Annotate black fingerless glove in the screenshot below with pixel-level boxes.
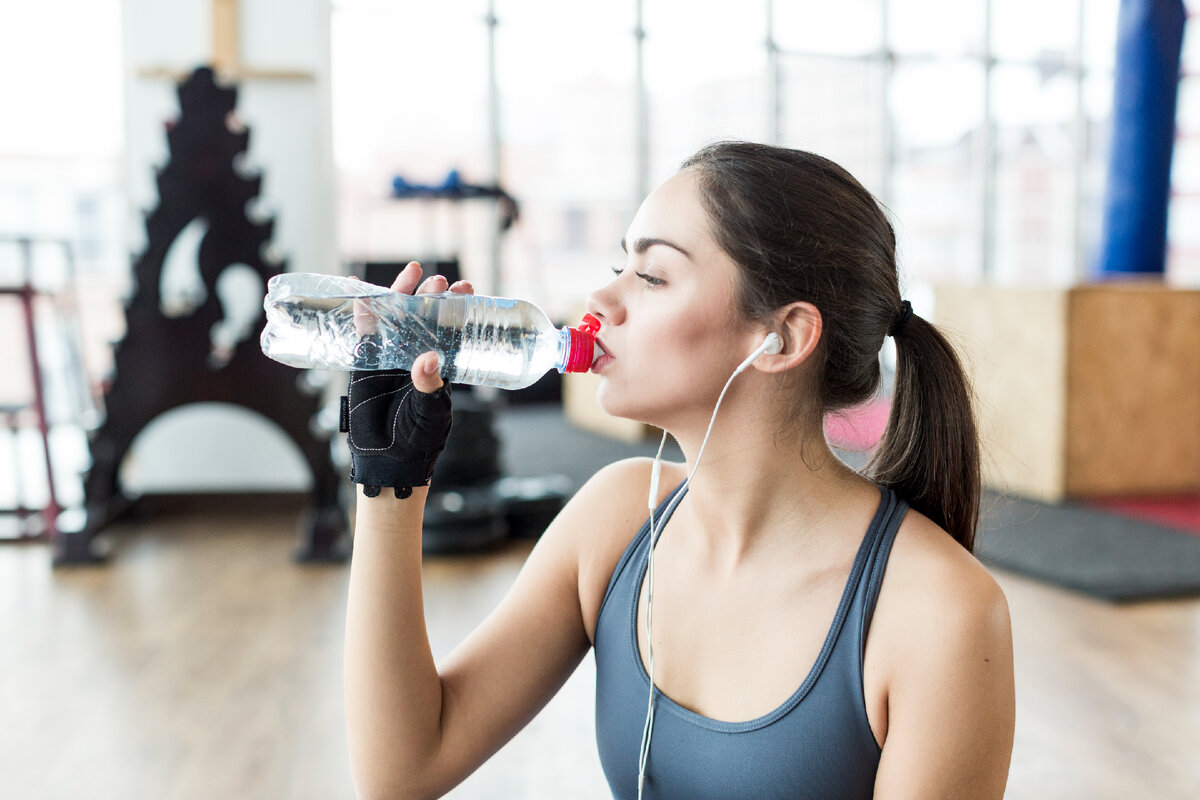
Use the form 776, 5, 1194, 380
340, 368, 453, 499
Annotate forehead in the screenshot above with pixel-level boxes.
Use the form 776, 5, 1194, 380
627, 169, 748, 315
624, 169, 717, 257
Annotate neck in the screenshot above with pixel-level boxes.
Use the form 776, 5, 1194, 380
661, 380, 874, 567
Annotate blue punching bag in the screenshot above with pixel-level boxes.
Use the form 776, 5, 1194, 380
1095, 0, 1186, 277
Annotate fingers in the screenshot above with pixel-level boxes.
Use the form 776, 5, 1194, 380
416, 274, 450, 295
381, 265, 466, 295
390, 259, 474, 297
352, 297, 379, 336
410, 351, 445, 393
390, 261, 423, 294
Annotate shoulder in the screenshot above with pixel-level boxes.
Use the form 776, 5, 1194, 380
873, 506, 1013, 687
554, 456, 670, 538
549, 456, 685, 643
560, 455, 687, 535
881, 508, 1011, 645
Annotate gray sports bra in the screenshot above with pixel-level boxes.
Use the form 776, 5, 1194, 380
593, 482, 907, 799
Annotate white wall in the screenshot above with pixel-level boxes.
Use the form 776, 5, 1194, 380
120, 0, 335, 492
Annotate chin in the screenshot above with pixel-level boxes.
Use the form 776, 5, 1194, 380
594, 381, 670, 430
594, 380, 628, 420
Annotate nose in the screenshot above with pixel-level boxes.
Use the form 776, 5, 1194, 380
585, 276, 625, 327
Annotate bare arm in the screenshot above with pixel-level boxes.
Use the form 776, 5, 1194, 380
344, 485, 444, 799
341, 262, 589, 799
344, 450, 646, 799
345, 480, 593, 800
342, 263, 649, 799
873, 532, 1016, 799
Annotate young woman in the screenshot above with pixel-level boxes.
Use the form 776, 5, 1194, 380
343, 141, 1015, 800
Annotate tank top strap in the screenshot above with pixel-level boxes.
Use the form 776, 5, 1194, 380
857, 486, 909, 642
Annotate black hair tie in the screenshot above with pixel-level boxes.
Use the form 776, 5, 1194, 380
889, 300, 913, 338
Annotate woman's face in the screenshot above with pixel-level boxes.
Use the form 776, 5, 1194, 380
584, 168, 761, 428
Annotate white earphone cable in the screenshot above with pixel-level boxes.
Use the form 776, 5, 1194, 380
636, 340, 770, 798
636, 430, 668, 797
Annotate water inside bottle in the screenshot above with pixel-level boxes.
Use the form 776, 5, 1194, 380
432, 295, 565, 389
262, 274, 574, 388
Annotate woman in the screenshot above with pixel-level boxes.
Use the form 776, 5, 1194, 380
343, 141, 1015, 800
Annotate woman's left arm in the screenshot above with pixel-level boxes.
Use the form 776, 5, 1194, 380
873, 555, 1016, 800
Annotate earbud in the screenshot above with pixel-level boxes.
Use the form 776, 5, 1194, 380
733, 332, 783, 375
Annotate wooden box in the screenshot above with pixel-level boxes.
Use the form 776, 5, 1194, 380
934, 282, 1200, 503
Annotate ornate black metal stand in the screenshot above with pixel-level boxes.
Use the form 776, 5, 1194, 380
55, 66, 346, 565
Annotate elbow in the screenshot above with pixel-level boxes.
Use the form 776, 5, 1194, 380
347, 737, 447, 800
353, 780, 437, 800
352, 762, 448, 800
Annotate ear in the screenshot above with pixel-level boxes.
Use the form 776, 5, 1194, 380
751, 302, 822, 373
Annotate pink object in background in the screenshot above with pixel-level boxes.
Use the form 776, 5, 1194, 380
824, 398, 891, 452
821, 396, 1200, 539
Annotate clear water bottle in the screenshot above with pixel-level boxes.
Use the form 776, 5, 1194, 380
260, 272, 599, 390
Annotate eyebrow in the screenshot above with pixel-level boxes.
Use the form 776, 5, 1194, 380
620, 237, 692, 259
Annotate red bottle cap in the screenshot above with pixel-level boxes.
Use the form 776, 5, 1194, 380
563, 313, 600, 373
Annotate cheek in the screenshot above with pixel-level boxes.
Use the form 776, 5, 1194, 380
663, 310, 745, 372
596, 321, 739, 417
594, 284, 747, 418
628, 318, 721, 381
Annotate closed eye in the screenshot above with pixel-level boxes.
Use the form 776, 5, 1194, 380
611, 266, 665, 287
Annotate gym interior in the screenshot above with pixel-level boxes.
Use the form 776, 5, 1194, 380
1, 1, 1198, 797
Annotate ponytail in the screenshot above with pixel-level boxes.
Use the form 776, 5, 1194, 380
866, 315, 981, 552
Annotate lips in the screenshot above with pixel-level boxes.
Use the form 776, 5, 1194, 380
591, 337, 613, 372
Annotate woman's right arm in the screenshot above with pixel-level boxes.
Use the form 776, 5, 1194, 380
344, 454, 654, 800
342, 262, 650, 798
344, 484, 448, 800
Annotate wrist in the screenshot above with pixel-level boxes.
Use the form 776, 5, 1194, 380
354, 484, 429, 531
349, 453, 440, 499
355, 483, 430, 503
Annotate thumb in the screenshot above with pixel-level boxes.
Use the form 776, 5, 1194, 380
411, 351, 445, 393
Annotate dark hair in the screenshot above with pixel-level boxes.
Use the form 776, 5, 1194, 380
680, 141, 980, 551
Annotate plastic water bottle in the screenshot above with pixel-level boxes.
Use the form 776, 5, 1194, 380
260, 272, 599, 390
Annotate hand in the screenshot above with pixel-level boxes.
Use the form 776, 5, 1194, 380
386, 261, 475, 391
342, 262, 474, 498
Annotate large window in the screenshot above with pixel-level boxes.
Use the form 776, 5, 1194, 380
889, 59, 987, 283
642, 0, 770, 186
0, 0, 128, 398
496, 16, 638, 315
331, 2, 491, 287
331, 0, 1132, 302
0, 2, 126, 282
2, 1, 1155, 328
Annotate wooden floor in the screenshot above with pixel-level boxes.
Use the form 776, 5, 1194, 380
1, 505, 1197, 799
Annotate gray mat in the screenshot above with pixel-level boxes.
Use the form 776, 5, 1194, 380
495, 404, 1200, 604
976, 494, 1200, 603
